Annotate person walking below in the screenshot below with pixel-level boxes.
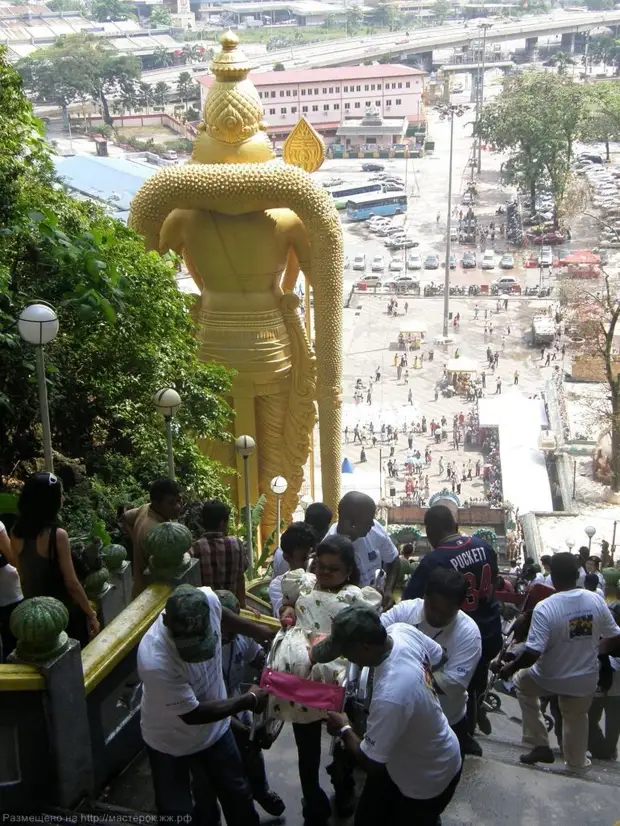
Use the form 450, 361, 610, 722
496, 377, 502, 395
498, 553, 620, 771
514, 370, 519, 386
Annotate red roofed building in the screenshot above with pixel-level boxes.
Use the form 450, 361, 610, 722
197, 63, 426, 147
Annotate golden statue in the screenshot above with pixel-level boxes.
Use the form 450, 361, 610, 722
129, 32, 343, 535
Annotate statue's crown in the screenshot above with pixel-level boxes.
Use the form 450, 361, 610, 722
201, 30, 265, 145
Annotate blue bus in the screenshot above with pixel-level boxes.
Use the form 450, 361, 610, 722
325, 182, 382, 209
346, 191, 408, 221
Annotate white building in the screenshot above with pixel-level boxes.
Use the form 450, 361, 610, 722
198, 63, 426, 146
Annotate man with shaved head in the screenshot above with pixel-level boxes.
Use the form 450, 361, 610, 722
326, 491, 399, 609
404, 504, 502, 751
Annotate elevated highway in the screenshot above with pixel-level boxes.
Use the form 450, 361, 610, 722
141, 10, 620, 85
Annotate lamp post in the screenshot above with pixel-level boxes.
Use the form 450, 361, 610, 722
18, 303, 59, 472
585, 525, 596, 552
436, 104, 468, 338
153, 388, 182, 480
566, 539, 575, 553
476, 22, 492, 174
270, 476, 288, 548
235, 435, 256, 575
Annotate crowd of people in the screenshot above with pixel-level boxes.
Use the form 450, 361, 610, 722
3, 471, 620, 825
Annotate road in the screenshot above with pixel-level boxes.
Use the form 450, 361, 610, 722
141, 9, 620, 85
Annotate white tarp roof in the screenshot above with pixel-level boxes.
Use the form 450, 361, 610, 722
480, 393, 552, 516
446, 356, 477, 373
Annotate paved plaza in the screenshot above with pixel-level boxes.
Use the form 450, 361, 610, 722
339, 293, 562, 505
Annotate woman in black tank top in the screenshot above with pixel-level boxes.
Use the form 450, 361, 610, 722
10, 472, 99, 647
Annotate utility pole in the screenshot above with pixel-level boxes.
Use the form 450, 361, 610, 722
436, 104, 468, 338
477, 22, 492, 174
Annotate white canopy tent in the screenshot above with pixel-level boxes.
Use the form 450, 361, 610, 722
446, 357, 478, 374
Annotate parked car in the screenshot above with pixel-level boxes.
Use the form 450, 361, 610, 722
322, 177, 345, 188
492, 275, 519, 291
353, 254, 366, 271
452, 82, 464, 93
407, 252, 423, 270
481, 250, 496, 270
371, 255, 385, 272
389, 257, 404, 272
161, 149, 178, 160
376, 225, 402, 237
462, 251, 477, 268
499, 253, 515, 269
362, 162, 385, 172
442, 253, 457, 269
362, 274, 382, 286
385, 237, 419, 250
425, 252, 440, 269
462, 192, 474, 206
382, 182, 406, 193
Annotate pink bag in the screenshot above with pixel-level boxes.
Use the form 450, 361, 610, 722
260, 667, 345, 711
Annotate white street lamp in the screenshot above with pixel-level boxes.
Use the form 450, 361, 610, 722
270, 475, 288, 548
18, 303, 59, 472
153, 388, 182, 479
235, 435, 257, 574
584, 525, 596, 552
565, 538, 575, 552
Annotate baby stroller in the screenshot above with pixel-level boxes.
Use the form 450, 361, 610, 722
482, 582, 555, 731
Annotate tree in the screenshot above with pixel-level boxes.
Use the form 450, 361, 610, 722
177, 71, 197, 109
584, 82, 620, 160
562, 274, 620, 492
0, 47, 234, 530
89, 0, 134, 21
48, 0, 84, 10
138, 80, 154, 113
273, 62, 285, 71
346, 6, 363, 34
371, 0, 401, 30
433, 0, 451, 24
322, 13, 338, 30
478, 72, 589, 222
585, 0, 614, 10
148, 5, 171, 27
548, 51, 575, 76
18, 35, 141, 126
152, 45, 174, 68
154, 80, 170, 110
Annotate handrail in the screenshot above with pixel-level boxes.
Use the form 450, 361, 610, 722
82, 583, 172, 696
0, 663, 45, 692
0, 583, 280, 695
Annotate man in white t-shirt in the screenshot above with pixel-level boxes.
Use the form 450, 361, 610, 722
499, 553, 620, 772
312, 606, 462, 826
137, 584, 275, 823
326, 491, 398, 607
381, 567, 482, 757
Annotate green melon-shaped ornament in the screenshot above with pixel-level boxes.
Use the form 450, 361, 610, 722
144, 521, 192, 578
102, 543, 127, 571
83, 566, 110, 599
602, 567, 620, 587
10, 596, 69, 662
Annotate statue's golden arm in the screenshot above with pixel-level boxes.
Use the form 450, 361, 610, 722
128, 163, 343, 514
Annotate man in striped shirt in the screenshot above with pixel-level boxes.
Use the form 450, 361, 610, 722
191, 500, 248, 608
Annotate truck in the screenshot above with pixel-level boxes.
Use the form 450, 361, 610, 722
532, 315, 555, 346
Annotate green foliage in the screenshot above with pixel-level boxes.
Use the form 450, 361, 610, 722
472, 528, 496, 547
177, 71, 198, 108
149, 5, 172, 27
478, 72, 589, 219
17, 34, 142, 125
386, 524, 423, 543
273, 62, 285, 71
152, 46, 174, 69
90, 0, 135, 22
433, 0, 450, 24
0, 48, 234, 535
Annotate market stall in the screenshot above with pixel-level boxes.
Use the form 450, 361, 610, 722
398, 321, 427, 350
445, 356, 478, 396
558, 249, 601, 279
